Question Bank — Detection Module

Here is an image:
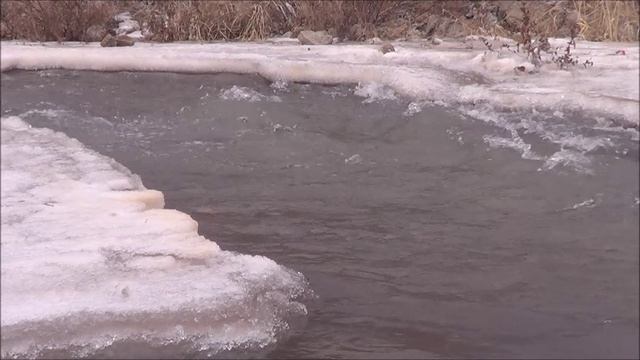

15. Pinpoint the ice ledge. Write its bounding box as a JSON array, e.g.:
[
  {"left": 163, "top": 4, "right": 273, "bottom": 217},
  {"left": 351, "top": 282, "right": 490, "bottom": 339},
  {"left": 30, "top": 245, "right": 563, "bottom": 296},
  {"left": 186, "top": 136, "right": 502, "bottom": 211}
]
[{"left": 0, "top": 116, "right": 308, "bottom": 357}]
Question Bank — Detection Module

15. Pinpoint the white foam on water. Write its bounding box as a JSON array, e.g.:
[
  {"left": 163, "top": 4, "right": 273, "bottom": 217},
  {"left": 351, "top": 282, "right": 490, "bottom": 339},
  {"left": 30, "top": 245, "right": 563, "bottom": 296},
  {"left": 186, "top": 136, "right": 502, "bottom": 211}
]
[
  {"left": 564, "top": 198, "right": 598, "bottom": 211},
  {"left": 220, "top": 85, "right": 282, "bottom": 102},
  {"left": 403, "top": 102, "right": 424, "bottom": 117},
  {"left": 542, "top": 148, "right": 594, "bottom": 174},
  {"left": 344, "top": 154, "right": 363, "bottom": 165},
  {"left": 353, "top": 82, "right": 397, "bottom": 104},
  {"left": 270, "top": 79, "right": 289, "bottom": 92},
  {"left": 0, "top": 116, "right": 308, "bottom": 358},
  {"left": 482, "top": 134, "right": 542, "bottom": 161}
]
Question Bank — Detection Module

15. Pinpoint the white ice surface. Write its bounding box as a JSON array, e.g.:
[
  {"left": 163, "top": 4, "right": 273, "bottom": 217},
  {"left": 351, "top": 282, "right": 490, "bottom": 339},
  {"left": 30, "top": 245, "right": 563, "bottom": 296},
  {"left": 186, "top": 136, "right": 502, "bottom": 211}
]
[
  {"left": 0, "top": 117, "right": 308, "bottom": 358},
  {"left": 1, "top": 37, "right": 638, "bottom": 125}
]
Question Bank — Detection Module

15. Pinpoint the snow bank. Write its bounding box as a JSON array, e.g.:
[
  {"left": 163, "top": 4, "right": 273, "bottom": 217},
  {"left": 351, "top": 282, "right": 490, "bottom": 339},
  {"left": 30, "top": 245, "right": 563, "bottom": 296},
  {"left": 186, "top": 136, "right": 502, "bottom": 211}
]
[
  {"left": 1, "top": 38, "right": 638, "bottom": 126},
  {"left": 0, "top": 117, "right": 308, "bottom": 358}
]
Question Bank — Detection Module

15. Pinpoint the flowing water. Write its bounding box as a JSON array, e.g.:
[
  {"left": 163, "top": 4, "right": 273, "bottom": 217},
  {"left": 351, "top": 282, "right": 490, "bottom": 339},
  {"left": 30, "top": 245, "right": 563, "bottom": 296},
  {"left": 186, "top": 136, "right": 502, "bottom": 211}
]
[{"left": 1, "top": 70, "right": 638, "bottom": 358}]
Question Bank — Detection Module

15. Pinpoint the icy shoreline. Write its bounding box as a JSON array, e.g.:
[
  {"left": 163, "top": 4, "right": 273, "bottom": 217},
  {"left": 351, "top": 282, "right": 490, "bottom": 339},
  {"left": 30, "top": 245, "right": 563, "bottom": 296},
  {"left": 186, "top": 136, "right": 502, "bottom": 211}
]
[
  {"left": 0, "top": 117, "right": 308, "bottom": 358},
  {"left": 1, "top": 38, "right": 638, "bottom": 126}
]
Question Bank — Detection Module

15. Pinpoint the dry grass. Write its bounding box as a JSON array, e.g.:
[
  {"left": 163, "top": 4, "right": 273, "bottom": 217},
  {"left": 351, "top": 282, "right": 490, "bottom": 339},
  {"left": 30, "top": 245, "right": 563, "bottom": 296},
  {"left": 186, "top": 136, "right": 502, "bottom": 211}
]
[
  {"left": 134, "top": 1, "right": 292, "bottom": 41},
  {"left": 134, "top": 0, "right": 409, "bottom": 41},
  {"left": 435, "top": 1, "right": 639, "bottom": 42},
  {"left": 1, "top": 0, "right": 638, "bottom": 43},
  {"left": 0, "top": 0, "right": 121, "bottom": 41},
  {"left": 574, "top": 0, "right": 639, "bottom": 42}
]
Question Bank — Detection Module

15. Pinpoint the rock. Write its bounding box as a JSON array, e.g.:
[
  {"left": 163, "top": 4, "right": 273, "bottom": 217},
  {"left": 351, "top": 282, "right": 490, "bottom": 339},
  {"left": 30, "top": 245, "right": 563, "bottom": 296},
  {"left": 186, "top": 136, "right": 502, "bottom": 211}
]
[
  {"left": 332, "top": 37, "right": 341, "bottom": 44},
  {"left": 431, "top": 37, "right": 443, "bottom": 45},
  {"left": 297, "top": 30, "right": 333, "bottom": 45},
  {"left": 380, "top": 42, "right": 395, "bottom": 54},
  {"left": 281, "top": 31, "right": 293, "bottom": 38},
  {"left": 84, "top": 24, "right": 106, "bottom": 42},
  {"left": 115, "top": 35, "right": 135, "bottom": 47},
  {"left": 100, "top": 34, "right": 117, "bottom": 47},
  {"left": 100, "top": 34, "right": 135, "bottom": 47}
]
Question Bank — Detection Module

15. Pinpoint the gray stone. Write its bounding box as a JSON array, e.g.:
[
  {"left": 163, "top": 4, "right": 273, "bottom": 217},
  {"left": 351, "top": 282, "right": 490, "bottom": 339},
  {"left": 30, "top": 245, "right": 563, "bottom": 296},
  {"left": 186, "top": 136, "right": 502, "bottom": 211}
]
[
  {"left": 380, "top": 42, "right": 395, "bottom": 54},
  {"left": 115, "top": 35, "right": 135, "bottom": 47},
  {"left": 84, "top": 24, "right": 106, "bottom": 42},
  {"left": 100, "top": 34, "right": 135, "bottom": 47},
  {"left": 100, "top": 34, "right": 117, "bottom": 47},
  {"left": 297, "top": 30, "right": 333, "bottom": 45}
]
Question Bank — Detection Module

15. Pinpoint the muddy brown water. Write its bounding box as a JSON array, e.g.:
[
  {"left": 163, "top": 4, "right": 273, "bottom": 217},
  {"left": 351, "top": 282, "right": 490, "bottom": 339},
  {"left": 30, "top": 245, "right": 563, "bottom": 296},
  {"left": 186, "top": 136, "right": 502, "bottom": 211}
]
[{"left": 1, "top": 70, "right": 638, "bottom": 359}]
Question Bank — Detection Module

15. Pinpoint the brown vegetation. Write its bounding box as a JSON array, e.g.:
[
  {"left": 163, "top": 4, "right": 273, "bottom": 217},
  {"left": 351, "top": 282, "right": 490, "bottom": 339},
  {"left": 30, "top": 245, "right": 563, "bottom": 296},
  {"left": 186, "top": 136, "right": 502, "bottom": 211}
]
[
  {"left": 1, "top": 0, "right": 638, "bottom": 43},
  {"left": 0, "top": 0, "right": 120, "bottom": 41}
]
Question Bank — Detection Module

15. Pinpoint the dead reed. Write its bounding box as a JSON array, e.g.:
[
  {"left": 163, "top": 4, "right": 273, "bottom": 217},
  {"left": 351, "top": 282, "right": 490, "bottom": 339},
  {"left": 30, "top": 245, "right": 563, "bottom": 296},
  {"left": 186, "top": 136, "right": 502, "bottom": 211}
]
[{"left": 1, "top": 0, "right": 637, "bottom": 43}]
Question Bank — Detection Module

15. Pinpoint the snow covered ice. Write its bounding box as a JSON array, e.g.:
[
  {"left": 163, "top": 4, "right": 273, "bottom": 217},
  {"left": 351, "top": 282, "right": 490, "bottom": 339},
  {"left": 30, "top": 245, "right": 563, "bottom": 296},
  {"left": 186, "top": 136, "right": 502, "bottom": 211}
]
[{"left": 0, "top": 117, "right": 308, "bottom": 358}]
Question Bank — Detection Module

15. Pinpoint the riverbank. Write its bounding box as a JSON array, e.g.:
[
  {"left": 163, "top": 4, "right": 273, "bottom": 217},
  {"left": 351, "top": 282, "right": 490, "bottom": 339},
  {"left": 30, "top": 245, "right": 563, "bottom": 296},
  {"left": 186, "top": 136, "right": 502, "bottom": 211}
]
[
  {"left": 1, "top": 1, "right": 638, "bottom": 43},
  {"left": 2, "top": 37, "right": 638, "bottom": 130}
]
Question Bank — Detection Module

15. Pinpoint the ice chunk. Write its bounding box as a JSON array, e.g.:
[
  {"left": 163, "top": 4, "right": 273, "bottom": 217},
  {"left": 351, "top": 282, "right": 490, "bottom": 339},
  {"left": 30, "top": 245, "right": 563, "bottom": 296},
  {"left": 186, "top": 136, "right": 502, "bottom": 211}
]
[{"left": 0, "top": 116, "right": 308, "bottom": 358}]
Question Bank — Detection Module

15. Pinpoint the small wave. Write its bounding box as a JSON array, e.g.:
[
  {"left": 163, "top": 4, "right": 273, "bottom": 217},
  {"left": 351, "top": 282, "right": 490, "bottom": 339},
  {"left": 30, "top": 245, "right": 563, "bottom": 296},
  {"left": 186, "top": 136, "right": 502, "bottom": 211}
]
[
  {"left": 354, "top": 82, "right": 397, "bottom": 104},
  {"left": 542, "top": 149, "right": 594, "bottom": 174},
  {"left": 220, "top": 86, "right": 282, "bottom": 103}
]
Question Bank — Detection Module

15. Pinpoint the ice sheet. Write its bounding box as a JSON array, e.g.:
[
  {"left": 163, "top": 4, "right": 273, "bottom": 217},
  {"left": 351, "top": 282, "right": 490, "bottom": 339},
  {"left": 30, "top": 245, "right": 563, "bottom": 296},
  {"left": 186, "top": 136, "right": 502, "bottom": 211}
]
[
  {"left": 1, "top": 38, "right": 638, "bottom": 126},
  {"left": 0, "top": 117, "right": 308, "bottom": 358}
]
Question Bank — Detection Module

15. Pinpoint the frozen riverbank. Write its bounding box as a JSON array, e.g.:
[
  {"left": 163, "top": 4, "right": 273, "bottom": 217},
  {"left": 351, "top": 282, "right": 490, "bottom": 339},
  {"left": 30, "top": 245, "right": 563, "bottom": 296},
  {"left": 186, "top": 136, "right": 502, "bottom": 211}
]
[{"left": 1, "top": 38, "right": 638, "bottom": 127}]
